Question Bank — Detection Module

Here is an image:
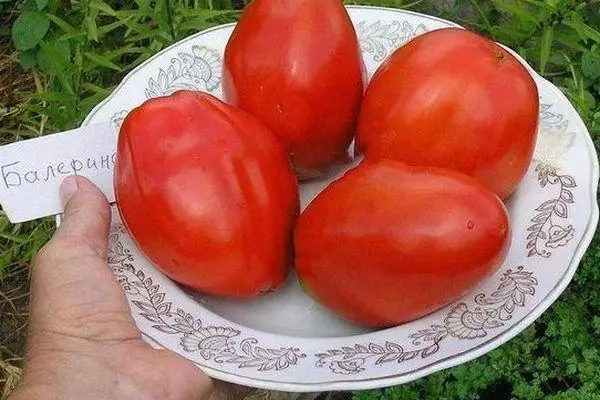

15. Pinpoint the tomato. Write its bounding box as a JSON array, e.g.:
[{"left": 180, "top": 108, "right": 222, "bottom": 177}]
[
  {"left": 115, "top": 91, "right": 299, "bottom": 298},
  {"left": 294, "top": 160, "right": 510, "bottom": 327},
  {"left": 223, "top": 0, "right": 365, "bottom": 179},
  {"left": 356, "top": 28, "right": 539, "bottom": 199}
]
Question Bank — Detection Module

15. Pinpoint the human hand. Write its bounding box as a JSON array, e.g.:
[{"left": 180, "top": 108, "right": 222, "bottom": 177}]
[{"left": 9, "top": 176, "right": 214, "bottom": 400}]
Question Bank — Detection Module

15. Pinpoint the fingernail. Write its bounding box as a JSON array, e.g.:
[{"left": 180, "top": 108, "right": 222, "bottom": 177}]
[{"left": 60, "top": 176, "right": 79, "bottom": 206}]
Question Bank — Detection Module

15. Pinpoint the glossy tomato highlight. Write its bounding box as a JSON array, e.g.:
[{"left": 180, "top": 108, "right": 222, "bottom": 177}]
[
  {"left": 356, "top": 28, "right": 539, "bottom": 199},
  {"left": 295, "top": 160, "right": 510, "bottom": 327},
  {"left": 115, "top": 91, "right": 299, "bottom": 298},
  {"left": 223, "top": 0, "right": 365, "bottom": 179}
]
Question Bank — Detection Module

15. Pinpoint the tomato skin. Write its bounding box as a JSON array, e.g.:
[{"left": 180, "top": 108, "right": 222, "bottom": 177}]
[
  {"left": 356, "top": 28, "right": 539, "bottom": 199},
  {"left": 223, "top": 0, "right": 365, "bottom": 179},
  {"left": 115, "top": 91, "right": 299, "bottom": 298},
  {"left": 294, "top": 160, "right": 510, "bottom": 327}
]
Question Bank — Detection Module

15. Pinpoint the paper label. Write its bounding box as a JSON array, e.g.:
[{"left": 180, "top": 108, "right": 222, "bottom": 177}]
[{"left": 0, "top": 121, "right": 118, "bottom": 223}]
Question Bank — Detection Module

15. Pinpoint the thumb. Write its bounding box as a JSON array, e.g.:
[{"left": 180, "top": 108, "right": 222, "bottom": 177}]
[
  {"left": 29, "top": 176, "right": 134, "bottom": 342},
  {"left": 53, "top": 175, "right": 111, "bottom": 258}
]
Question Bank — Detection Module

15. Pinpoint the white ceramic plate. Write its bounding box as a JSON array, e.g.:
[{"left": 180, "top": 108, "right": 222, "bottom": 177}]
[{"left": 83, "top": 6, "right": 599, "bottom": 392}]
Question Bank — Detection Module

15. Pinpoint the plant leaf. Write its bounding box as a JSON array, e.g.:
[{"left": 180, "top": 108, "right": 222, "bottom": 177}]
[
  {"left": 84, "top": 51, "right": 123, "bottom": 71},
  {"left": 38, "top": 40, "right": 74, "bottom": 95},
  {"left": 19, "top": 49, "right": 37, "bottom": 69},
  {"left": 582, "top": 49, "right": 600, "bottom": 81},
  {"left": 46, "top": 13, "right": 78, "bottom": 34},
  {"left": 540, "top": 25, "right": 553, "bottom": 75},
  {"left": 91, "top": 0, "right": 117, "bottom": 16},
  {"left": 12, "top": 11, "right": 50, "bottom": 51},
  {"left": 36, "top": 0, "right": 49, "bottom": 10}
]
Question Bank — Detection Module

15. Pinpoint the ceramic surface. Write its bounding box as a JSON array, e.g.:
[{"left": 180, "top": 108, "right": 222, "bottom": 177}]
[{"left": 82, "top": 6, "right": 599, "bottom": 392}]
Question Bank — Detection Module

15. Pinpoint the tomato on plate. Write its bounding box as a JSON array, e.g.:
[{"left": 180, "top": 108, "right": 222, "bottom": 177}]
[
  {"left": 115, "top": 91, "right": 299, "bottom": 298},
  {"left": 356, "top": 28, "right": 539, "bottom": 199},
  {"left": 223, "top": 0, "right": 365, "bottom": 179},
  {"left": 295, "top": 160, "right": 510, "bottom": 327}
]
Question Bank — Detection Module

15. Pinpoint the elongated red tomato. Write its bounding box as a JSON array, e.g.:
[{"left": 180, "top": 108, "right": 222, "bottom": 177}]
[
  {"left": 356, "top": 28, "right": 539, "bottom": 199},
  {"left": 115, "top": 91, "right": 299, "bottom": 298},
  {"left": 223, "top": 0, "right": 365, "bottom": 179},
  {"left": 295, "top": 160, "right": 510, "bottom": 327}
]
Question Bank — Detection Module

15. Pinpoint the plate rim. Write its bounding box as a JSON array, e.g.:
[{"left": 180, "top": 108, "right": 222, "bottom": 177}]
[{"left": 80, "top": 5, "right": 600, "bottom": 392}]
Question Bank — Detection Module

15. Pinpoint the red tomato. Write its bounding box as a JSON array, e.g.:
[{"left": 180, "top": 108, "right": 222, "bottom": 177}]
[
  {"left": 223, "top": 0, "right": 365, "bottom": 179},
  {"left": 295, "top": 160, "right": 510, "bottom": 327},
  {"left": 356, "top": 28, "right": 539, "bottom": 199},
  {"left": 115, "top": 91, "right": 299, "bottom": 298}
]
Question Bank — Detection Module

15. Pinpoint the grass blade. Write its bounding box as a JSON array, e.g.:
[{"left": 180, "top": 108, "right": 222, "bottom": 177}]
[
  {"left": 540, "top": 24, "right": 554, "bottom": 74},
  {"left": 83, "top": 51, "right": 123, "bottom": 71},
  {"left": 46, "top": 13, "right": 78, "bottom": 34}
]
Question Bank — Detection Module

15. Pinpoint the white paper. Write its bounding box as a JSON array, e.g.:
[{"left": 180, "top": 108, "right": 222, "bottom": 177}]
[{"left": 0, "top": 121, "right": 118, "bottom": 223}]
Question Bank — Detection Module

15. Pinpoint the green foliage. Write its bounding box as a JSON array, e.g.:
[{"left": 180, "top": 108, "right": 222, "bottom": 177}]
[
  {"left": 9, "top": 0, "right": 238, "bottom": 132},
  {"left": 462, "top": 0, "right": 600, "bottom": 136},
  {"left": 12, "top": 11, "right": 50, "bottom": 51},
  {"left": 2, "top": 0, "right": 600, "bottom": 399},
  {"left": 0, "top": 211, "right": 53, "bottom": 278}
]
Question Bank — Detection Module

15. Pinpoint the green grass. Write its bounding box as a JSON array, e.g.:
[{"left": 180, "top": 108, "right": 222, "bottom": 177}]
[{"left": 1, "top": 0, "right": 600, "bottom": 398}]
